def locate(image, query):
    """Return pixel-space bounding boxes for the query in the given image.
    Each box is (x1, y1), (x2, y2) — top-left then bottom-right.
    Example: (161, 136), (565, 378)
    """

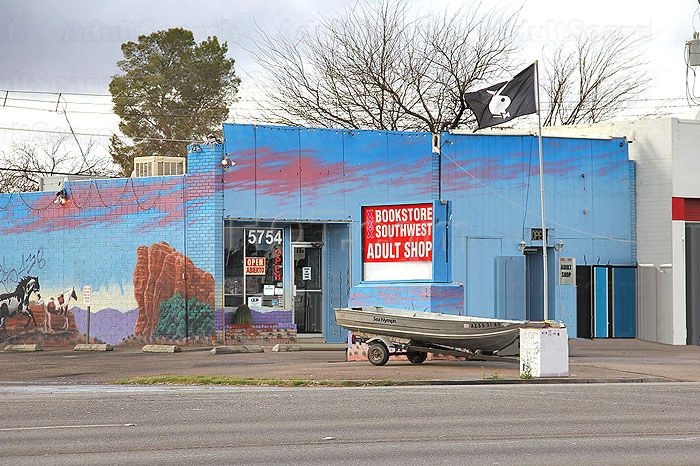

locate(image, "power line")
(1, 100), (688, 127)
(0, 125), (195, 143)
(1, 102), (269, 117)
(57, 95), (86, 160)
(0, 166), (119, 178)
(1, 93), (693, 126)
(1, 89), (116, 98)
(0, 106), (685, 144)
(0, 89), (270, 104)
(1, 96), (260, 111)
(5, 97), (692, 112)
(1, 87), (697, 107)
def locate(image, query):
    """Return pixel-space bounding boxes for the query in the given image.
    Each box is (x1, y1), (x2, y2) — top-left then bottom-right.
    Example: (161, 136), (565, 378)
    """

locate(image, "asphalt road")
(0, 383), (698, 465)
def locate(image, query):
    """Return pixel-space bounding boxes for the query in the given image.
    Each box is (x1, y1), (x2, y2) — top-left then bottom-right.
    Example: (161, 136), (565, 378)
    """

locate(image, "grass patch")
(112, 375), (399, 387)
(482, 373), (502, 381)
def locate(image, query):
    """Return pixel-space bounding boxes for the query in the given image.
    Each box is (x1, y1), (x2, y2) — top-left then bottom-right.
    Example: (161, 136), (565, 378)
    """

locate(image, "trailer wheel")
(368, 342), (390, 366)
(407, 350), (427, 364)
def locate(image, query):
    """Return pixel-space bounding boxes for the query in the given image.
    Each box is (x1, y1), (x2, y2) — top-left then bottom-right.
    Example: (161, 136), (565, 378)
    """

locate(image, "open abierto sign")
(362, 203), (434, 281)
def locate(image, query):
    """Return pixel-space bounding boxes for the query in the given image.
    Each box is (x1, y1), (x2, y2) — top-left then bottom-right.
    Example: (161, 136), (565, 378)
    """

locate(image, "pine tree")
(109, 28), (240, 175)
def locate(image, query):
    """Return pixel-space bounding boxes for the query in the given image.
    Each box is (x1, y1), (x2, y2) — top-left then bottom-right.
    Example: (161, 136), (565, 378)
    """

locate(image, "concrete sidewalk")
(0, 339), (698, 385)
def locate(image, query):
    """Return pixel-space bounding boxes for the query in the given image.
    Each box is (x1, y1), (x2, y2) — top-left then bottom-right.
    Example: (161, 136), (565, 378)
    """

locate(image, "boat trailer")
(353, 332), (519, 366)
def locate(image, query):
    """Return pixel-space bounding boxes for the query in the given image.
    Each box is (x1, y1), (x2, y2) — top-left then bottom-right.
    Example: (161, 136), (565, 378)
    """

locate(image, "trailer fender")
(365, 336), (394, 351)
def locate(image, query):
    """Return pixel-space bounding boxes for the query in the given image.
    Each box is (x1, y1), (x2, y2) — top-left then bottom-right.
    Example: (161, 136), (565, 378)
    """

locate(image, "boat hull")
(335, 307), (547, 352)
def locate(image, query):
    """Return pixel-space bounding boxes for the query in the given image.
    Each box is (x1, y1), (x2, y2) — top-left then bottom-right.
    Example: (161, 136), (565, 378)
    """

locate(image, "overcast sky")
(0, 0), (697, 161)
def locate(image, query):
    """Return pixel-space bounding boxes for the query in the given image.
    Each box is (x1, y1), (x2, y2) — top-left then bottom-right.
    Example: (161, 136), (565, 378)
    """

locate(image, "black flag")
(464, 64), (537, 130)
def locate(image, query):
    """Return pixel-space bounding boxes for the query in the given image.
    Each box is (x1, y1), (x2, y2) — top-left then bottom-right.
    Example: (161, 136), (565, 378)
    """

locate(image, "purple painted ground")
(221, 308), (294, 328)
(70, 306), (292, 342)
(71, 307), (138, 345)
(251, 309), (294, 327)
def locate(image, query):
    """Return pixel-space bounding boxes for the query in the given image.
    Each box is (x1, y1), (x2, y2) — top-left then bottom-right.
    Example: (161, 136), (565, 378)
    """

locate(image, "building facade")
(548, 117), (700, 345)
(0, 124), (636, 347)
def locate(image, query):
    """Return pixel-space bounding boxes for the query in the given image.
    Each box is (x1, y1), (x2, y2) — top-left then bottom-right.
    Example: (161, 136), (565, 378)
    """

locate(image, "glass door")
(293, 245), (322, 333)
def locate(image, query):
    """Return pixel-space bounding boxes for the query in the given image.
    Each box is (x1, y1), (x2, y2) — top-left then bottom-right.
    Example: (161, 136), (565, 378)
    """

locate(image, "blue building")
(0, 124), (636, 347)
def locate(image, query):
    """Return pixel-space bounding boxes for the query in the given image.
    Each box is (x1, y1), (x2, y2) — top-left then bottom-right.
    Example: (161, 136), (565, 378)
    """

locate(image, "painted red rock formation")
(133, 242), (214, 336)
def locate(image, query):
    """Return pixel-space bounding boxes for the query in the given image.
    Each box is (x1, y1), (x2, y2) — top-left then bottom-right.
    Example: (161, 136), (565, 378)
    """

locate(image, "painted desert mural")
(0, 242), (216, 347)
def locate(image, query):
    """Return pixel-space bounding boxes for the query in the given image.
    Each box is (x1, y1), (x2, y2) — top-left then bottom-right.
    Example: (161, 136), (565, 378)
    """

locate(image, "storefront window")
(224, 226), (285, 310)
(291, 223), (323, 243)
(244, 228), (284, 308)
(224, 228), (245, 308)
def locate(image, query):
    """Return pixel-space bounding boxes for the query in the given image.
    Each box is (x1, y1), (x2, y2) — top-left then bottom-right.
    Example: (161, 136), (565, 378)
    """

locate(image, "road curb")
(272, 343), (348, 352)
(210, 345), (264, 354)
(100, 376), (678, 388)
(74, 344), (113, 352)
(142, 344), (181, 353)
(4, 343), (43, 352)
(397, 376), (674, 386)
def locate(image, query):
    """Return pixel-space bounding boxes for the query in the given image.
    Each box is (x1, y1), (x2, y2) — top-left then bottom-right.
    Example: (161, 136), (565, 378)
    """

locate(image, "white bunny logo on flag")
(464, 64), (537, 130)
(487, 83), (512, 119)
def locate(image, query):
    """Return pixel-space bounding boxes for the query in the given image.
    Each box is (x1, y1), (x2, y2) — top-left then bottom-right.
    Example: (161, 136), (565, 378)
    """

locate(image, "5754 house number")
(247, 229), (282, 245)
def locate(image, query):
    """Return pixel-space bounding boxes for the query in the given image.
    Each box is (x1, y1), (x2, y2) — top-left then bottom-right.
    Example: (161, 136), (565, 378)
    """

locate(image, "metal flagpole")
(534, 60), (549, 321)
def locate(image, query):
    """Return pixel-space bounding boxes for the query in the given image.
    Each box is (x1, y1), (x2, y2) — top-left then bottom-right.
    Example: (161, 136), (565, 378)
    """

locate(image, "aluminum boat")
(335, 306), (553, 352)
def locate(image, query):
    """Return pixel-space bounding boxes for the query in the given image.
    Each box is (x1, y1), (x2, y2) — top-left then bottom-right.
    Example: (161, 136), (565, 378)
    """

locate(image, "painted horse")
(44, 288), (78, 334)
(0, 276), (41, 336)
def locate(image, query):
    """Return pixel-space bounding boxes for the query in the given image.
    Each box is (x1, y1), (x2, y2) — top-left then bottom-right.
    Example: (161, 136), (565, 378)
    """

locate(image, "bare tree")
(253, 0), (520, 132)
(542, 31), (649, 126)
(0, 136), (117, 193)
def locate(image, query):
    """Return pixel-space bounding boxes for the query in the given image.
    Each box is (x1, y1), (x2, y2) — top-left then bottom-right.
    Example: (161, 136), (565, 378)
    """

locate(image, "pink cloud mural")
(224, 146), (433, 205)
(0, 174), (219, 236)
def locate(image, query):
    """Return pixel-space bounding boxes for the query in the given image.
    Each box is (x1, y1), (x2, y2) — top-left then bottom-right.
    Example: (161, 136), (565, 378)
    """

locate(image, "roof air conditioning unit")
(132, 156), (186, 178)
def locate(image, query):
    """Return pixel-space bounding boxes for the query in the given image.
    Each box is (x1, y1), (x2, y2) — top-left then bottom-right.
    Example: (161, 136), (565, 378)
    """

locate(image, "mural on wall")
(0, 276), (41, 335)
(0, 247), (84, 346)
(221, 125), (630, 229)
(221, 125), (634, 333)
(0, 160), (222, 347)
(222, 127), (435, 219)
(0, 273), (97, 346)
(44, 289), (78, 334)
(225, 305), (296, 345)
(0, 126), (636, 344)
(0, 248), (45, 290)
(0, 242), (217, 346)
(127, 242), (215, 345)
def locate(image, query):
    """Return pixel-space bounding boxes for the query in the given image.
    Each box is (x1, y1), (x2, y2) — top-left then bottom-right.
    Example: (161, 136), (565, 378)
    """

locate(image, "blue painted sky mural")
(222, 124), (633, 260)
(0, 177), (189, 312)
